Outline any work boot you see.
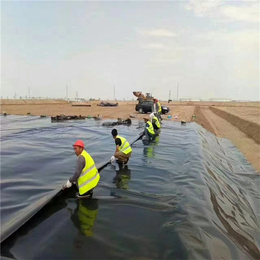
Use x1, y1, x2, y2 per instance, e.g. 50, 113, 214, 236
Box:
116, 159, 123, 164
76, 190, 93, 199
116, 159, 128, 165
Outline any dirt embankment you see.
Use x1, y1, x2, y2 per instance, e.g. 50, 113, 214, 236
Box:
216, 106, 260, 125
193, 106, 260, 172
210, 107, 260, 145
193, 106, 216, 135
168, 101, 259, 107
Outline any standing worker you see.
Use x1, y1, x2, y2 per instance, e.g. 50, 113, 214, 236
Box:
143, 117, 155, 141
153, 98, 162, 120
111, 129, 132, 164
62, 140, 100, 198
149, 113, 161, 135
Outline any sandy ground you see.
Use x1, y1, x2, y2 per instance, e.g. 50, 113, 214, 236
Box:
216, 106, 260, 125
198, 107, 260, 171
0, 101, 196, 122
1, 99, 259, 172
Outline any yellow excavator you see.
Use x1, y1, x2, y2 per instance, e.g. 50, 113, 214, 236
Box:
133, 92, 153, 103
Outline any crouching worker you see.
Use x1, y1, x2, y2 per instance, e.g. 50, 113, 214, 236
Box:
111, 129, 132, 164
143, 117, 155, 141
149, 113, 161, 135
62, 140, 100, 198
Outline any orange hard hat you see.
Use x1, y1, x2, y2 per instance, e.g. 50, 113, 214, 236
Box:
73, 140, 84, 148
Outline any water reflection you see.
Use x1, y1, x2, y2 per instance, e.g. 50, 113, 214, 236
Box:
0, 187, 73, 259
210, 187, 260, 259
113, 164, 131, 190
143, 136, 160, 159
1, 118, 260, 260
1, 186, 101, 258
70, 199, 99, 237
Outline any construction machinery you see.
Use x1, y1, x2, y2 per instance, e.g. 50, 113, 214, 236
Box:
133, 92, 153, 103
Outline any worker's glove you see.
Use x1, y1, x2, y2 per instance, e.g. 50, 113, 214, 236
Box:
62, 180, 72, 190
110, 156, 116, 163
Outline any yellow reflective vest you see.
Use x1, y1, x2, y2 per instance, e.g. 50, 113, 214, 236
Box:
78, 150, 100, 195
146, 121, 155, 135
116, 135, 132, 155
157, 101, 162, 113
153, 116, 161, 129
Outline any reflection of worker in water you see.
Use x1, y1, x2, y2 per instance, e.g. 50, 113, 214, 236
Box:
144, 146, 155, 158
143, 136, 160, 158
70, 199, 99, 237
113, 164, 131, 190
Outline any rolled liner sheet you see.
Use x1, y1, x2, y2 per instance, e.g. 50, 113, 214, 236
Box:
0, 132, 143, 243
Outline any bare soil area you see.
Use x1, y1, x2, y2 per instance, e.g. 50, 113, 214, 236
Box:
167, 101, 259, 107
0, 100, 195, 122
210, 107, 260, 145
215, 106, 260, 125
193, 106, 216, 135
1, 99, 259, 172
195, 107, 260, 172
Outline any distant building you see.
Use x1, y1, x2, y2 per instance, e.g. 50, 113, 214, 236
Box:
179, 98, 202, 101
209, 98, 232, 102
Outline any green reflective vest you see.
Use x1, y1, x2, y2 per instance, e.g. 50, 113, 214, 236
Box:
78, 150, 100, 195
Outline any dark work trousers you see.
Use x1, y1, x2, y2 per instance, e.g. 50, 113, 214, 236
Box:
144, 128, 155, 141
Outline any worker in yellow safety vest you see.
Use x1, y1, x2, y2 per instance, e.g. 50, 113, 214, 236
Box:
110, 129, 132, 164
62, 140, 100, 198
149, 113, 161, 131
153, 98, 162, 120
143, 117, 155, 141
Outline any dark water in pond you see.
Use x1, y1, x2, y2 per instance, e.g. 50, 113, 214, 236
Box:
1, 115, 260, 260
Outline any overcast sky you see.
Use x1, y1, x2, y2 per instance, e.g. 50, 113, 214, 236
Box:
1, 0, 259, 101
